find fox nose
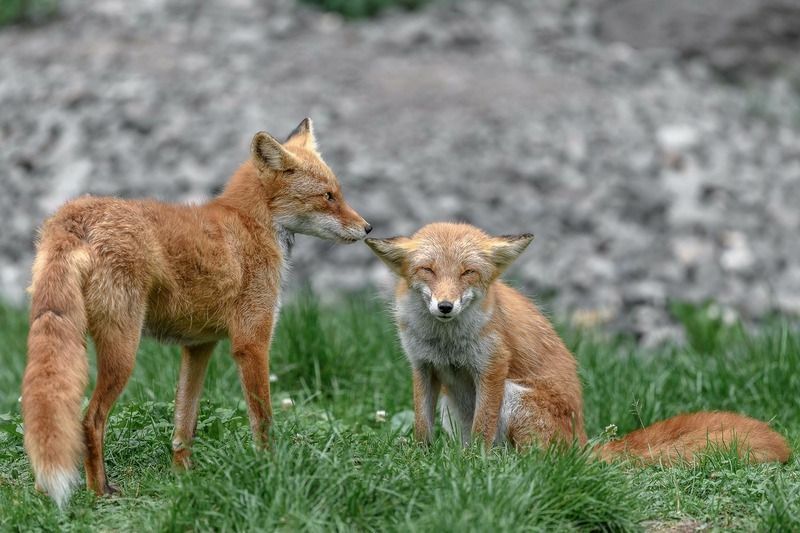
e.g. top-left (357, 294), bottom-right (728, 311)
top-left (437, 301), bottom-right (454, 314)
top-left (364, 223), bottom-right (372, 234)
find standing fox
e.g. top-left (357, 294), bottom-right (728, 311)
top-left (366, 223), bottom-right (790, 463)
top-left (23, 119), bottom-right (372, 507)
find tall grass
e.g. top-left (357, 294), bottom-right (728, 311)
top-left (0, 294), bottom-right (798, 530)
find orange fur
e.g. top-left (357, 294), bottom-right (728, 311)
top-left (596, 411), bottom-right (790, 464)
top-left (22, 119), bottom-right (371, 507)
top-left (366, 223), bottom-right (789, 465)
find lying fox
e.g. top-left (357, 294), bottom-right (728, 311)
top-left (23, 119), bottom-right (371, 507)
top-left (366, 223), bottom-right (790, 463)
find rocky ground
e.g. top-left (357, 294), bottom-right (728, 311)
top-left (1, 0), bottom-right (799, 344)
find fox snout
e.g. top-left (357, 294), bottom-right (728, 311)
top-left (332, 205), bottom-right (372, 243)
top-left (344, 204), bottom-right (373, 240)
top-left (423, 286), bottom-right (476, 322)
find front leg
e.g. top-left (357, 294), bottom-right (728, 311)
top-left (231, 314), bottom-right (275, 447)
top-left (471, 352), bottom-right (509, 448)
top-left (172, 341), bottom-right (216, 469)
top-left (412, 364), bottom-right (440, 444)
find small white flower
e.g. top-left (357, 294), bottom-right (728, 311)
top-left (722, 307), bottom-right (738, 325)
top-left (18, 396), bottom-right (22, 403)
top-left (281, 398), bottom-right (294, 410)
top-left (269, 374), bottom-right (278, 383)
top-left (375, 410), bottom-right (387, 423)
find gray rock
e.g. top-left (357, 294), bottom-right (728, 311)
top-left (0, 0), bottom-right (799, 343)
top-left (597, 0), bottom-right (800, 79)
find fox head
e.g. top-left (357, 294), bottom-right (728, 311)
top-left (366, 223), bottom-right (534, 322)
top-left (250, 118), bottom-right (371, 243)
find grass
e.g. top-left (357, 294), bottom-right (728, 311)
top-left (0, 0), bottom-right (59, 26)
top-left (0, 293), bottom-right (798, 531)
top-left (299, 0), bottom-right (429, 19)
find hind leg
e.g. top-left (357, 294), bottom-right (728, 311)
top-left (502, 381), bottom-right (584, 450)
top-left (83, 322), bottom-right (141, 496)
top-left (172, 342), bottom-right (216, 469)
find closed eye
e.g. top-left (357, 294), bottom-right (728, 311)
top-left (419, 267), bottom-right (435, 275)
top-left (462, 269), bottom-right (476, 277)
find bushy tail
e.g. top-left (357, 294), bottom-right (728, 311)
top-left (22, 227), bottom-right (92, 508)
top-left (596, 411), bottom-right (790, 465)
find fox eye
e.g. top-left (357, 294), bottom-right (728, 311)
top-left (419, 267), bottom-right (435, 276)
top-left (461, 269), bottom-right (476, 277)
top-left (324, 192), bottom-right (335, 202)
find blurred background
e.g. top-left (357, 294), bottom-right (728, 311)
top-left (1, 0), bottom-right (799, 345)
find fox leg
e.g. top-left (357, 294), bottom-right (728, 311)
top-left (504, 381), bottom-right (583, 449)
top-left (496, 381), bottom-right (535, 446)
top-left (172, 342), bottom-right (216, 469)
top-left (231, 318), bottom-right (274, 447)
top-left (471, 356), bottom-right (509, 448)
top-left (83, 322), bottom-right (141, 496)
top-left (412, 364), bottom-right (440, 444)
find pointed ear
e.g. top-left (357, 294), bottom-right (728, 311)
top-left (486, 234), bottom-right (534, 271)
top-left (284, 117), bottom-right (318, 152)
top-left (251, 131), bottom-right (299, 171)
top-left (365, 237), bottom-right (412, 276)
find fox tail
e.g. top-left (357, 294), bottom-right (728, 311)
top-left (595, 411), bottom-right (790, 465)
top-left (22, 223), bottom-right (92, 508)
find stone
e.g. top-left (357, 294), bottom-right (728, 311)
top-left (1, 0), bottom-right (798, 344)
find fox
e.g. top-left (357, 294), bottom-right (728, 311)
top-left (365, 222), bottom-right (790, 464)
top-left (22, 118), bottom-right (372, 508)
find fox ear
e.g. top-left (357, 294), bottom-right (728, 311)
top-left (365, 237), bottom-right (412, 275)
top-left (487, 234), bottom-right (534, 271)
top-left (251, 131), bottom-right (299, 171)
top-left (284, 118), bottom-right (318, 152)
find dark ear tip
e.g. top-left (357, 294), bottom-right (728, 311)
top-left (286, 119), bottom-right (314, 143)
top-left (365, 237), bottom-right (404, 248)
top-left (499, 233), bottom-right (535, 241)
top-left (252, 131), bottom-right (274, 144)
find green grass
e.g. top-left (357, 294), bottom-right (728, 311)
top-left (299, 0), bottom-right (429, 19)
top-left (0, 293), bottom-right (799, 531)
top-left (0, 0), bottom-right (59, 26)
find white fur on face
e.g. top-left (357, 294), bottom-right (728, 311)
top-left (395, 285), bottom-right (496, 372)
top-left (413, 283), bottom-right (480, 322)
top-left (276, 212), bottom-right (366, 243)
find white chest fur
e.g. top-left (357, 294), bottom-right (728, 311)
top-left (275, 226), bottom-right (295, 284)
top-left (396, 291), bottom-right (497, 376)
top-left (272, 225), bottom-right (295, 319)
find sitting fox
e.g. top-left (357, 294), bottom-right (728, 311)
top-left (366, 222), bottom-right (790, 463)
top-left (23, 119), bottom-right (372, 507)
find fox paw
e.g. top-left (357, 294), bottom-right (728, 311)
top-left (103, 482), bottom-right (120, 496)
top-left (172, 449), bottom-right (193, 470)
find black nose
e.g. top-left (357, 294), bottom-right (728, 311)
top-left (438, 301), bottom-right (453, 314)
top-left (364, 223), bottom-right (372, 234)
